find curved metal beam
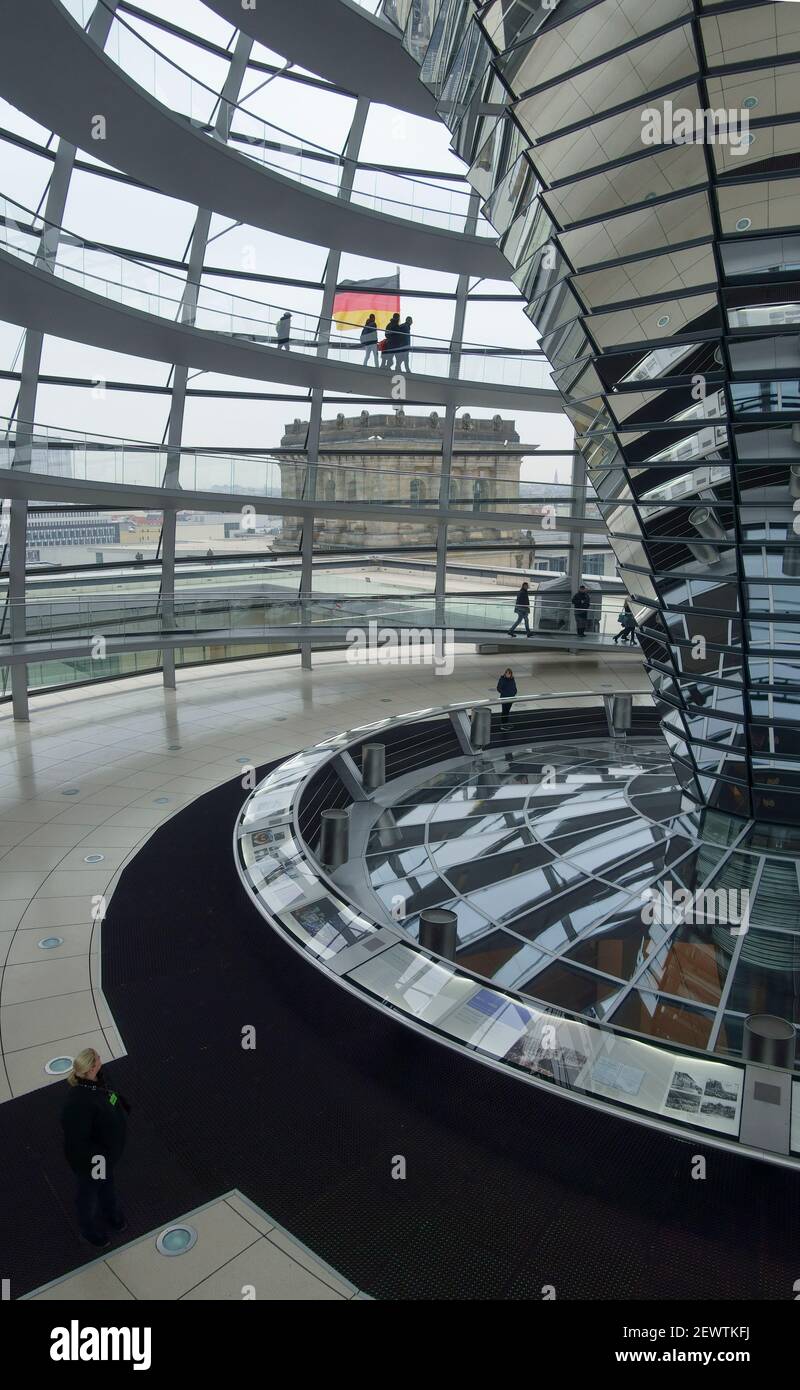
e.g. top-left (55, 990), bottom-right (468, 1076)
top-left (0, 625), bottom-right (626, 667)
top-left (0, 0), bottom-right (506, 278)
top-left (0, 466), bottom-right (602, 532)
top-left (202, 0), bottom-right (438, 119)
top-left (0, 250), bottom-right (560, 414)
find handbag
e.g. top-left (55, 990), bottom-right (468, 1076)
top-left (378, 338), bottom-right (388, 351)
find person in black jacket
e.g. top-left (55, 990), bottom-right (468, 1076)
top-left (275, 310), bottom-right (291, 350)
top-left (381, 313), bottom-right (401, 370)
top-left (614, 601), bottom-right (637, 644)
top-left (571, 584), bottom-right (592, 636)
top-left (395, 316), bottom-right (413, 372)
top-left (62, 1047), bottom-right (130, 1248)
top-left (508, 581), bottom-right (531, 636)
top-left (497, 668), bottom-right (517, 725)
top-left (361, 313), bottom-right (379, 367)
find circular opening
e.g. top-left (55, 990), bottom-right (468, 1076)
top-left (735, 217), bottom-right (752, 231)
top-left (83, 853), bottom-right (104, 864)
top-left (61, 788), bottom-right (80, 797)
top-left (156, 1225), bottom-right (198, 1256)
top-left (743, 96), bottom-right (758, 109)
top-left (45, 1056), bottom-right (73, 1075)
top-left (745, 1013), bottom-right (795, 1041)
top-left (656, 315), bottom-right (670, 328)
top-left (37, 936), bottom-right (64, 950)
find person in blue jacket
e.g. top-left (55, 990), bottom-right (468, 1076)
top-left (497, 667), bottom-right (517, 726)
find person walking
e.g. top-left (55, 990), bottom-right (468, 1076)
top-left (508, 580), bottom-right (531, 636)
top-left (395, 315), bottom-right (413, 372)
top-left (62, 1048), bottom-right (130, 1248)
top-left (614, 601), bottom-right (637, 644)
top-left (275, 310), bottom-right (291, 350)
top-left (381, 312), bottom-right (401, 370)
top-left (361, 313), bottom-right (379, 367)
top-left (497, 667), bottom-right (517, 726)
top-left (571, 583), bottom-right (592, 637)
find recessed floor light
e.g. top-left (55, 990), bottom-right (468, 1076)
top-left (153, 796), bottom-right (171, 804)
top-left (61, 788), bottom-right (80, 796)
top-left (83, 853), bottom-right (105, 864)
top-left (657, 315), bottom-right (671, 328)
top-left (168, 744), bottom-right (181, 750)
top-left (38, 936), bottom-right (64, 950)
top-left (735, 217), bottom-right (752, 231)
top-left (743, 96), bottom-right (759, 109)
top-left (45, 1056), bottom-right (73, 1075)
top-left (156, 1225), bottom-right (198, 1256)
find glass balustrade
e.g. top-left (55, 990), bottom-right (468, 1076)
top-left (2, 593), bottom-right (625, 645)
top-left (0, 196), bottom-right (552, 392)
top-left (56, 0), bottom-right (490, 236)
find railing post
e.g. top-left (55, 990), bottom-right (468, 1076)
top-left (319, 808), bottom-right (349, 870)
top-left (362, 743), bottom-right (386, 791)
top-left (419, 908), bottom-right (458, 961)
top-left (470, 706), bottom-right (491, 749)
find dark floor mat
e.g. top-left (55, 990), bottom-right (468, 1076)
top-left (1, 756), bottom-right (798, 1300)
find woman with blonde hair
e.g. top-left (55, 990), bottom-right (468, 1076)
top-left (61, 1047), bottom-right (130, 1248)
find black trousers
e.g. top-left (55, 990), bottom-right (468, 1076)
top-left (575, 612), bottom-right (588, 634)
top-left (76, 1167), bottom-right (123, 1240)
top-left (501, 702), bottom-right (512, 724)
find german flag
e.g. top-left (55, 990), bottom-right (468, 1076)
top-left (332, 271), bottom-right (400, 332)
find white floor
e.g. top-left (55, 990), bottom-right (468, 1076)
top-left (0, 644), bottom-right (646, 1102)
top-left (24, 1191), bottom-right (368, 1301)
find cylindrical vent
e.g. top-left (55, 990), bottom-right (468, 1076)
top-left (743, 1014), bottom-right (796, 1070)
top-left (471, 707), bottom-right (491, 748)
top-left (362, 743), bottom-right (386, 791)
top-left (419, 908), bottom-right (458, 961)
top-left (319, 808), bottom-right (349, 870)
top-left (611, 694), bottom-right (632, 734)
top-left (689, 505), bottom-right (726, 542)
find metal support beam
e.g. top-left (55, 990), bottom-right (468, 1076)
top-left (300, 97), bottom-right (369, 671)
top-left (568, 448), bottom-right (587, 597)
top-left (160, 29), bottom-right (253, 691)
top-left (435, 190), bottom-right (479, 632)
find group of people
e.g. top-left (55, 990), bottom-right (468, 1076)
top-left (360, 312), bottom-right (413, 370)
top-left (274, 309), bottom-right (414, 371)
top-left (507, 581), bottom-right (639, 642)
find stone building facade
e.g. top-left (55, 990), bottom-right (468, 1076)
top-left (276, 409), bottom-right (535, 565)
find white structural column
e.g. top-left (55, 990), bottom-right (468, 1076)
top-left (299, 97), bottom-right (369, 671)
top-left (435, 190), bottom-right (480, 627)
top-left (8, 0), bottom-right (119, 722)
top-left (160, 30), bottom-right (254, 690)
top-left (567, 449), bottom-right (587, 598)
